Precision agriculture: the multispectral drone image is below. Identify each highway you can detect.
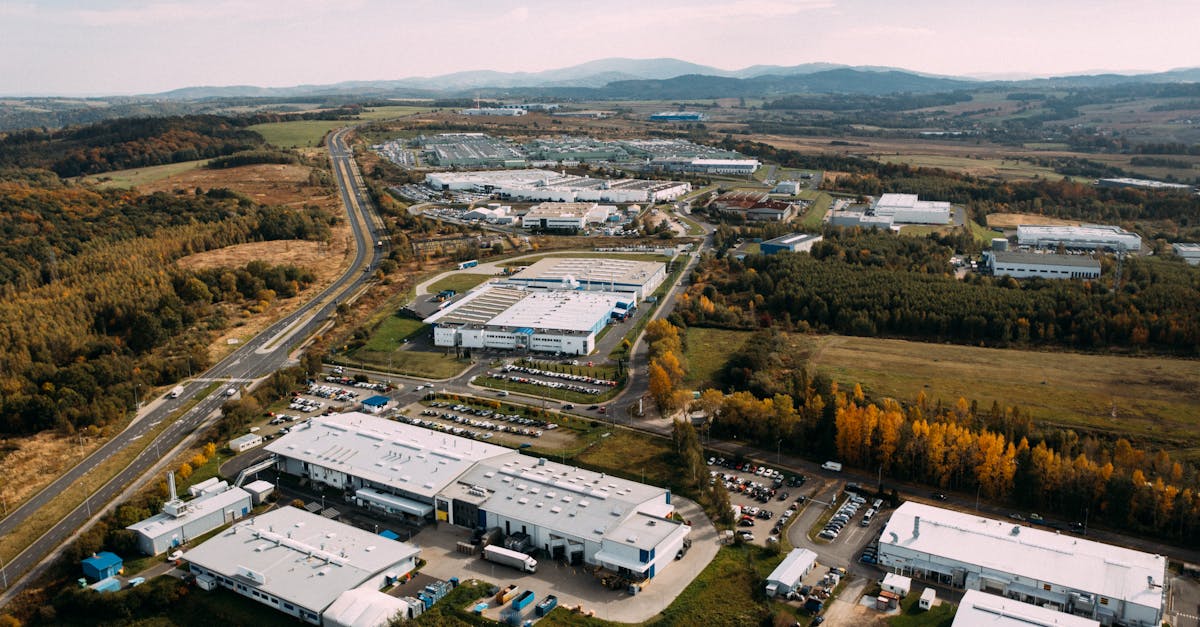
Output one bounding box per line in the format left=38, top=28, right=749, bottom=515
left=0, top=127, right=383, bottom=600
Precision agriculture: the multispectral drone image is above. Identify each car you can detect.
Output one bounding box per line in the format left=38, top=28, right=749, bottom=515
left=777, top=491, right=790, bottom=501
left=737, top=531, right=754, bottom=541
left=562, top=403, right=574, bottom=409
left=1008, top=513, right=1025, bottom=521
left=872, top=498, right=884, bottom=509
left=1068, top=521, right=1085, bottom=532
left=739, top=519, right=755, bottom=527
left=933, top=493, right=947, bottom=501
left=588, top=405, right=599, bottom=410
left=1029, top=513, right=1045, bottom=522
left=813, top=617, right=824, bottom=625
left=818, top=530, right=837, bottom=540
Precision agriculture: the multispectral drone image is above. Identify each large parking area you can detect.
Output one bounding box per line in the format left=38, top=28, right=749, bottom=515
left=708, top=456, right=811, bottom=547
left=396, top=399, right=578, bottom=450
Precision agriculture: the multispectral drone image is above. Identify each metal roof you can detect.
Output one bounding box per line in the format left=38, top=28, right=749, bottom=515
left=766, top=548, right=818, bottom=587
left=953, top=590, right=1099, bottom=626
left=882, top=503, right=1165, bottom=613
left=182, top=506, right=419, bottom=615
left=265, top=413, right=512, bottom=500
left=126, top=485, right=252, bottom=537
left=991, top=251, right=1101, bottom=268
left=508, top=257, right=665, bottom=289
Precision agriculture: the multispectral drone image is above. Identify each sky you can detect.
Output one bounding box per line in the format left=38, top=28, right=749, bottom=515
left=0, top=0, right=1196, bottom=95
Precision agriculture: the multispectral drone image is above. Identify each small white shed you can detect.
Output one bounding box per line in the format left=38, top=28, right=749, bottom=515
left=228, top=433, right=263, bottom=453
left=919, top=586, right=936, bottom=610
left=882, top=572, right=912, bottom=597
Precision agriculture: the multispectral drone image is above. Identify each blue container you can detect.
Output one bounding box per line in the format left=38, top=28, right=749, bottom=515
left=511, top=589, right=535, bottom=611
left=535, top=594, right=558, bottom=617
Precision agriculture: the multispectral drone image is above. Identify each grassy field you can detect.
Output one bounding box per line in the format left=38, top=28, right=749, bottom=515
left=889, top=590, right=956, bottom=627
left=683, top=327, right=752, bottom=388
left=339, top=347, right=467, bottom=379
left=426, top=273, right=491, bottom=294
left=875, top=154, right=1093, bottom=183
left=361, top=315, right=428, bottom=352
left=798, top=190, right=833, bottom=229
left=80, top=158, right=210, bottom=188
left=787, top=334, right=1200, bottom=456
left=964, top=219, right=997, bottom=244
left=250, top=105, right=433, bottom=147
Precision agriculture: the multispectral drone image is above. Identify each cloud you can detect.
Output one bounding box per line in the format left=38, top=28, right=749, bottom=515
left=65, top=0, right=357, bottom=27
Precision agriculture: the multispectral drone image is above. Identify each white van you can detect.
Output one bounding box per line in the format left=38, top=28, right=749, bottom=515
left=821, top=461, right=843, bottom=472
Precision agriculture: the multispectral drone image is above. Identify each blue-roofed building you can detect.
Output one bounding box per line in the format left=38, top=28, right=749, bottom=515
left=82, top=552, right=123, bottom=581
left=362, top=395, right=390, bottom=414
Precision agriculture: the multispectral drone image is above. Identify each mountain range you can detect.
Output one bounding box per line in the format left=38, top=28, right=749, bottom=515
left=149, top=57, right=1200, bottom=101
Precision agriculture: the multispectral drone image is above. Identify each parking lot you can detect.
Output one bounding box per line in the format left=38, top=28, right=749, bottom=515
left=708, top=456, right=811, bottom=547
left=396, top=399, right=579, bottom=450
left=485, top=362, right=619, bottom=398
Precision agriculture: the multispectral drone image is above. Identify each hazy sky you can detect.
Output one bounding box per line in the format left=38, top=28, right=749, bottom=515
left=1, top=0, right=1196, bottom=95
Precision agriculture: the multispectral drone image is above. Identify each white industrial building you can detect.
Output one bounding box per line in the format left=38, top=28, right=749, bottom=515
left=878, top=502, right=1166, bottom=626
left=1017, top=225, right=1142, bottom=252
left=267, top=413, right=512, bottom=521
left=463, top=204, right=511, bottom=222
left=459, top=107, right=527, bottom=116
left=267, top=413, right=692, bottom=583
left=423, top=170, right=689, bottom=204
left=829, top=210, right=897, bottom=230
left=773, top=180, right=803, bottom=195
left=521, top=202, right=611, bottom=230
left=1096, top=177, right=1193, bottom=192
left=439, top=453, right=690, bottom=582
left=229, top=433, right=263, bottom=453
left=505, top=257, right=666, bottom=301
left=127, top=475, right=253, bottom=555
left=765, top=548, right=818, bottom=597
left=985, top=251, right=1101, bottom=279
left=872, top=194, right=952, bottom=225
left=183, top=506, right=420, bottom=626
left=954, top=590, right=1100, bottom=627
left=425, top=285, right=630, bottom=355
left=648, top=157, right=760, bottom=175
left=760, top=233, right=823, bottom=255
left=1172, top=242, right=1200, bottom=266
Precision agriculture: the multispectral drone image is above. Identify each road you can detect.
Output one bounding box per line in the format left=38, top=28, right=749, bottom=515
left=0, top=126, right=384, bottom=601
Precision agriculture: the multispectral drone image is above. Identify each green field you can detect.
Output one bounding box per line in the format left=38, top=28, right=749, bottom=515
left=964, top=218, right=996, bottom=244
left=426, top=273, right=491, bottom=294
left=889, top=590, right=956, bottom=627
left=339, top=347, right=468, bottom=380
left=875, top=154, right=1092, bottom=183
left=360, top=315, right=428, bottom=352
left=798, top=190, right=833, bottom=229
left=786, top=334, right=1200, bottom=456
left=684, top=327, right=752, bottom=388
left=250, top=106, right=433, bottom=147
left=80, top=158, right=209, bottom=188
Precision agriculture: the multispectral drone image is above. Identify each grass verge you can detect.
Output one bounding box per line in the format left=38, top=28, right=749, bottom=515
left=426, top=273, right=491, bottom=295
left=889, top=589, right=956, bottom=627
left=0, top=381, right=221, bottom=565
left=335, top=348, right=468, bottom=380
left=798, top=190, right=833, bottom=229
left=360, top=316, right=429, bottom=352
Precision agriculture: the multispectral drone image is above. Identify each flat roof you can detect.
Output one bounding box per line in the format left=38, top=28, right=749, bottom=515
left=525, top=202, right=598, bottom=219
left=182, top=506, right=419, bottom=614
left=486, top=290, right=622, bottom=333
left=424, top=285, right=529, bottom=326
left=230, top=433, right=262, bottom=446
left=991, top=251, right=1101, bottom=268
left=265, top=413, right=512, bottom=500
left=1098, top=177, right=1192, bottom=190
left=508, top=257, right=665, bottom=289
left=1172, top=243, right=1200, bottom=254
left=953, top=590, right=1100, bottom=626
left=882, top=503, right=1165, bottom=612
left=1016, top=224, right=1141, bottom=245
left=767, top=548, right=818, bottom=586
left=127, top=485, right=251, bottom=537
left=763, top=233, right=822, bottom=246
left=452, top=453, right=684, bottom=550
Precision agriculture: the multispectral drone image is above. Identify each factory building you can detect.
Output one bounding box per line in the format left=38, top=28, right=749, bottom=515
left=1017, top=225, right=1142, bottom=252
left=425, top=286, right=628, bottom=355
left=760, top=233, right=823, bottom=255
left=649, top=157, right=760, bottom=175
left=708, top=191, right=797, bottom=221
left=872, top=194, right=952, bottom=225
left=1096, top=177, right=1193, bottom=192
left=649, top=111, right=704, bottom=121
left=1172, top=243, right=1200, bottom=266
left=423, top=170, right=689, bottom=204
left=985, top=251, right=1101, bottom=279
left=439, top=453, right=690, bottom=582
left=505, top=257, right=666, bottom=301
left=127, top=475, right=253, bottom=555
left=954, top=590, right=1099, bottom=627
left=764, top=548, right=818, bottom=597
left=182, top=506, right=420, bottom=626
left=829, top=210, right=896, bottom=230
left=521, top=202, right=611, bottom=230
left=879, top=503, right=1165, bottom=627
left=267, top=413, right=512, bottom=521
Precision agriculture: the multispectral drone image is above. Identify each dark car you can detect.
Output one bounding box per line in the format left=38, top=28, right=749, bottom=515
left=777, top=491, right=790, bottom=501
left=933, top=493, right=947, bottom=501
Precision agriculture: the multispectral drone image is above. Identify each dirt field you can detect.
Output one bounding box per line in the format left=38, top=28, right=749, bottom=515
left=0, top=431, right=102, bottom=513
left=139, top=163, right=339, bottom=212
left=986, top=213, right=1081, bottom=229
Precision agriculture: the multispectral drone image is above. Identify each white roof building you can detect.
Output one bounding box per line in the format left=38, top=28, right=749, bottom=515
left=126, top=482, right=253, bottom=555
left=505, top=257, right=666, bottom=301
left=954, top=590, right=1099, bottom=626
left=323, top=587, right=413, bottom=627
left=986, top=251, right=1101, bottom=280
left=1017, top=224, right=1142, bottom=252
left=182, top=506, right=420, bottom=625
left=521, top=202, right=610, bottom=229
left=879, top=502, right=1165, bottom=627
left=765, top=548, right=818, bottom=596
left=267, top=413, right=512, bottom=509
left=872, top=193, right=952, bottom=225
left=1172, top=242, right=1200, bottom=265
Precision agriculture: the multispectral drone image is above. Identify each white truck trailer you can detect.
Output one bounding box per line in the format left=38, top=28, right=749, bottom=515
left=482, top=544, right=537, bottom=573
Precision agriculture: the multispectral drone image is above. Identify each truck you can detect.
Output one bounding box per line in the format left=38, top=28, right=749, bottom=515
left=483, top=545, right=537, bottom=573
left=168, top=385, right=184, bottom=399
left=821, top=461, right=843, bottom=472
left=511, top=590, right=535, bottom=611
left=457, top=259, right=479, bottom=270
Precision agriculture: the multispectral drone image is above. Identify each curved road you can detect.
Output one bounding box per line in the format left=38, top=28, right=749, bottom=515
left=0, top=127, right=383, bottom=599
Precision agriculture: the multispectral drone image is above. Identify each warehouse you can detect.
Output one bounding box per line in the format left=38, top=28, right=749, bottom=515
left=459, top=107, right=527, bottom=116
left=267, top=413, right=512, bottom=520
left=506, top=257, right=666, bottom=301
left=764, top=548, right=818, bottom=597
left=985, top=251, right=1101, bottom=279
left=182, top=506, right=420, bottom=626
left=1017, top=225, right=1142, bottom=252
left=872, top=193, right=952, bottom=225
left=127, top=475, right=253, bottom=555
left=649, top=157, right=760, bottom=175
left=1172, top=243, right=1200, bottom=265
left=650, top=111, right=704, bottom=121
left=953, top=590, right=1099, bottom=626
left=439, top=453, right=690, bottom=582
left=878, top=502, right=1165, bottom=626
left=425, top=286, right=626, bottom=355
left=1096, top=177, right=1193, bottom=192
left=829, top=210, right=896, bottom=230
left=423, top=169, right=689, bottom=203
left=760, top=233, right=823, bottom=255
left=521, top=202, right=611, bottom=230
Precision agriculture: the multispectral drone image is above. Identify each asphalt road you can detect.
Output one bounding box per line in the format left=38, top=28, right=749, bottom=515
left=0, top=126, right=384, bottom=599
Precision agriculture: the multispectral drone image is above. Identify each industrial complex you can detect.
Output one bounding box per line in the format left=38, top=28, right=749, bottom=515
left=829, top=193, right=951, bottom=228
left=707, top=191, right=799, bottom=221
left=760, top=233, right=824, bottom=255
left=265, top=413, right=691, bottom=583
left=126, top=474, right=253, bottom=555
left=520, top=202, right=613, bottom=230
left=182, top=506, right=421, bottom=625
left=505, top=257, right=666, bottom=300
left=878, top=502, right=1166, bottom=627
left=424, top=170, right=690, bottom=204
left=1016, top=224, right=1142, bottom=252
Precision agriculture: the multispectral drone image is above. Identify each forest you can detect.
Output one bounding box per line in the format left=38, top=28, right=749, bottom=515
left=0, top=115, right=266, bottom=177
left=674, top=231, right=1200, bottom=354
left=0, top=166, right=335, bottom=436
